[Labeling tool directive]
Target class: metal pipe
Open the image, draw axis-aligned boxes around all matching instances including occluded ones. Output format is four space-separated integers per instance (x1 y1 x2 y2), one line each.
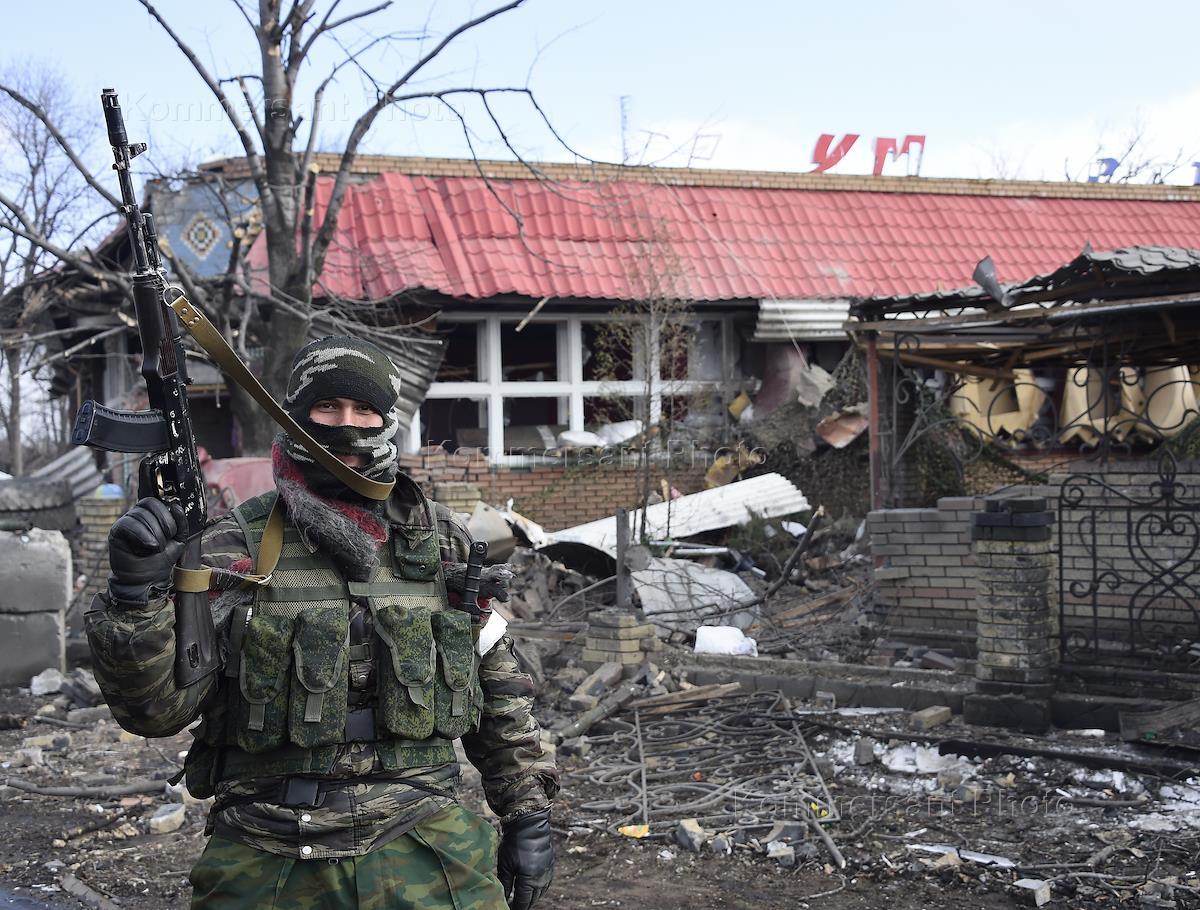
866 332 883 512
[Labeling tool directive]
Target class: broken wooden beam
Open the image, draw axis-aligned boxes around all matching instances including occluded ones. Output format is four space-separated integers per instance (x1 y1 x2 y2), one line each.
627 682 742 714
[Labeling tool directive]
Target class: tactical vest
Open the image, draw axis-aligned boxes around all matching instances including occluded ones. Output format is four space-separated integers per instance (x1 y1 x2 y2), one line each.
184 491 483 798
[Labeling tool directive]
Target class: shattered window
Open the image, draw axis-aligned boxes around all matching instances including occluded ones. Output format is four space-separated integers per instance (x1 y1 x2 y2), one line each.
420 396 485 451
501 321 560 381
502 396 568 452
582 321 634 381
436 320 482 381
584 395 639 428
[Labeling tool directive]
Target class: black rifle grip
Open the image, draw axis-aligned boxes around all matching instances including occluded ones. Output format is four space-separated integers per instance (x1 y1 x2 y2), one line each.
461 540 488 617
174 534 219 688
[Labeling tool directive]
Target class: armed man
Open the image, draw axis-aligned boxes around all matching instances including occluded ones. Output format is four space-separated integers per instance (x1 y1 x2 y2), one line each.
85 336 558 910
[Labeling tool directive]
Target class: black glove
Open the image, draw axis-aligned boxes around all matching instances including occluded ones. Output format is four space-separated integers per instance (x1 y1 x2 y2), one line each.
108 497 187 604
497 807 554 910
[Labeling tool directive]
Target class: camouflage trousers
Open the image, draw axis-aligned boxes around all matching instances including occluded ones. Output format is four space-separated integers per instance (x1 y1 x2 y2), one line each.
188 803 506 909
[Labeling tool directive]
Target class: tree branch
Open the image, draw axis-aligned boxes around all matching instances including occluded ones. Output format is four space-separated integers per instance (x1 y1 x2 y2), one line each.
306 2 526 275
0 192 128 295
0 85 121 210
134 0 268 198
296 0 393 69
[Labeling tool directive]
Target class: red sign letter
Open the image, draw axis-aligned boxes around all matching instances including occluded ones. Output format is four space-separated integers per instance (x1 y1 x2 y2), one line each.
873 135 926 176
811 133 860 173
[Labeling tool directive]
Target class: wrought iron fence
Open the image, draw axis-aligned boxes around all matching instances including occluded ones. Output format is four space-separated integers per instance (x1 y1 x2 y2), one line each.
1057 452 1200 669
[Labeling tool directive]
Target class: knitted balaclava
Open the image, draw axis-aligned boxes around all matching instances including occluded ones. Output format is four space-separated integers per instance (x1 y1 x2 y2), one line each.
281 336 404 489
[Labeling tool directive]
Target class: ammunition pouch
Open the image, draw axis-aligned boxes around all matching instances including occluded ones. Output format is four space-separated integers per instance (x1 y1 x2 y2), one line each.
181 493 482 796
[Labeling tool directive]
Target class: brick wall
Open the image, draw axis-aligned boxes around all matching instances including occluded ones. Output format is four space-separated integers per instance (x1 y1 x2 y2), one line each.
399 448 710 531
870 459 1200 666
868 496 979 646
74 495 129 633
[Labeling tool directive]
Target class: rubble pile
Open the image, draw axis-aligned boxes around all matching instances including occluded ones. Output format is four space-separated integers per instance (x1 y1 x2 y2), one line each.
553 690 1200 908
0 669 207 907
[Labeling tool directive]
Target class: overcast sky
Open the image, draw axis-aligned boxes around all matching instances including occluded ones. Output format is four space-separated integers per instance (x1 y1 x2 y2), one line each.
6 0 1200 184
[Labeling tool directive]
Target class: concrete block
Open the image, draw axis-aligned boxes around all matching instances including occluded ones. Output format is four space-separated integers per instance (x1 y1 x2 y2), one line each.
676 818 707 852
586 622 655 640
976 650 1058 670
0 610 63 686
853 737 876 765
1012 878 1051 906
0 529 71 615
911 705 953 731
964 693 1052 734
583 636 642 653
149 803 186 835
588 611 641 629
580 648 640 665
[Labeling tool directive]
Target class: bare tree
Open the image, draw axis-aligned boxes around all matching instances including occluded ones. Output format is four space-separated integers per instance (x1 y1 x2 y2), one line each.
588 222 704 542
2 0 571 454
1064 116 1195 185
0 66 109 475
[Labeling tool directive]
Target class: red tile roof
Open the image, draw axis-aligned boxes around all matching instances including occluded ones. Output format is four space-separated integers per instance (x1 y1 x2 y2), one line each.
245 159 1200 302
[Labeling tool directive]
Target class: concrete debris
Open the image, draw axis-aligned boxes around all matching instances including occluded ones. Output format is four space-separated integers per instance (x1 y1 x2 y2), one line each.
67 706 112 724
910 705 953 731
21 733 71 752
709 834 733 855
29 668 64 696
853 737 877 765
60 668 104 708
1012 878 1052 906
9 745 45 767
765 839 796 867
676 818 707 852
814 691 837 710
148 802 187 835
568 661 623 711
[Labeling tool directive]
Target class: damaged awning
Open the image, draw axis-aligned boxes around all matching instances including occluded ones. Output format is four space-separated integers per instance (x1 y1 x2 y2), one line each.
544 472 809 557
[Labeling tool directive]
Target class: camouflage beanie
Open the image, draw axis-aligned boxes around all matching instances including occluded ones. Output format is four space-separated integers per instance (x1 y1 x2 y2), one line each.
281 336 403 481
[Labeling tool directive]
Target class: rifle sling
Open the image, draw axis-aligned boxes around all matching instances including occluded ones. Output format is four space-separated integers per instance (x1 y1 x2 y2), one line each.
167 291 394 502
173 478 286 593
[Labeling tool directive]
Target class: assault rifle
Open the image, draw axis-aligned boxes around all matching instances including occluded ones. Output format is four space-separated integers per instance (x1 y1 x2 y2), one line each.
71 89 218 689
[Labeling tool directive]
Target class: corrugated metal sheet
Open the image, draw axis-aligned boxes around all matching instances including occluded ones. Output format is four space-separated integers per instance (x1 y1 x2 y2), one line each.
546 473 809 554
857 245 1200 314
247 173 1200 303
753 299 852 341
30 446 101 501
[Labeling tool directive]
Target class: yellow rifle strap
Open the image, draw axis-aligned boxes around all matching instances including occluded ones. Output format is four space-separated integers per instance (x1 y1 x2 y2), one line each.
168 291 395 502
172 496 285 593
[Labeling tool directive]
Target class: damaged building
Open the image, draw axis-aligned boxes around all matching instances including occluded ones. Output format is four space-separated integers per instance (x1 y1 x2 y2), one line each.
8 159 1200 908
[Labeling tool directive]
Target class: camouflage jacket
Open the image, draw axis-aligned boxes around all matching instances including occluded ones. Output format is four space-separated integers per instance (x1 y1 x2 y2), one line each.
86 475 558 859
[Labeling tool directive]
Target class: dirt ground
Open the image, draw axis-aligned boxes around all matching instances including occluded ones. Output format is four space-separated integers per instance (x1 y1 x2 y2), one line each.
2 683 1199 909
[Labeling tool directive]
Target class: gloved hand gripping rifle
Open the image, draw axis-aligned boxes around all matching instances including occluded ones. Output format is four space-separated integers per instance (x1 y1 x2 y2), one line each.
71 89 217 689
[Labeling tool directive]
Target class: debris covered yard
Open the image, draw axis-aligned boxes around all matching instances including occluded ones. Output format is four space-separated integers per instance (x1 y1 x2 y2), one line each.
3 541 1200 909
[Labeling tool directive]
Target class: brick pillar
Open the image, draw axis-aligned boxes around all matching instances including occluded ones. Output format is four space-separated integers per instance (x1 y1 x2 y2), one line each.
963 495 1058 733
75 495 129 629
